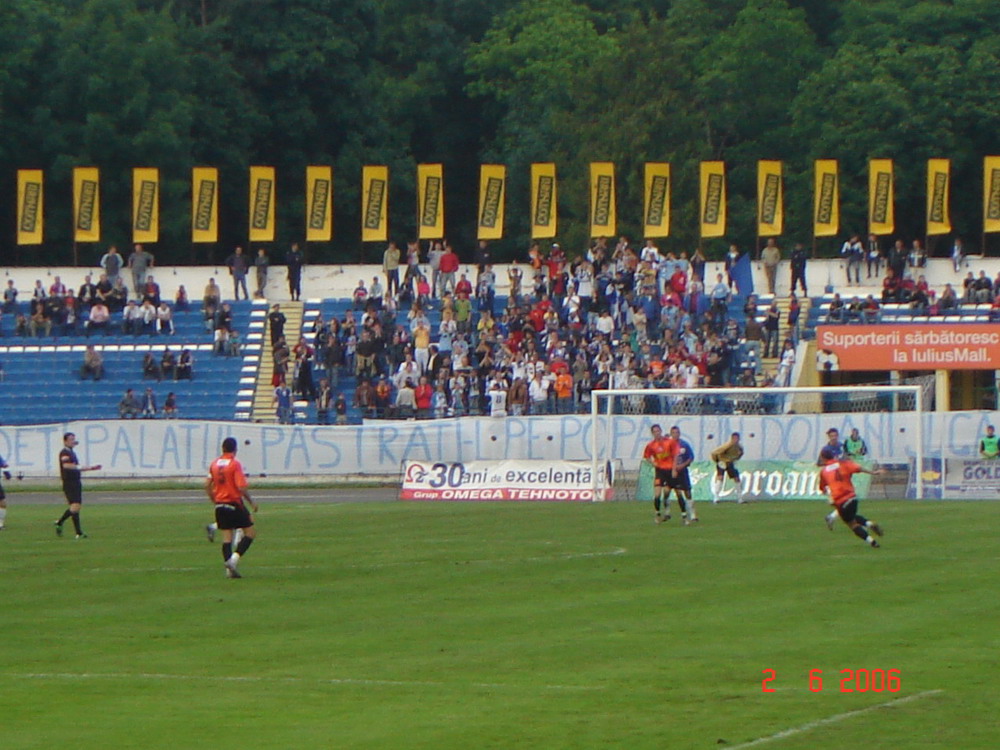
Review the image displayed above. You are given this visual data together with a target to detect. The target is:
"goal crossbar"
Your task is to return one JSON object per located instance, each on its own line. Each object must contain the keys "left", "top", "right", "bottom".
{"left": 590, "top": 385, "right": 924, "bottom": 499}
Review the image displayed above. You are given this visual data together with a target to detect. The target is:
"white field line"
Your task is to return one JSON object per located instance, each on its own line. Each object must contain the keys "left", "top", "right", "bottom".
{"left": 728, "top": 689, "right": 943, "bottom": 749}
{"left": 4, "top": 671, "right": 604, "bottom": 693}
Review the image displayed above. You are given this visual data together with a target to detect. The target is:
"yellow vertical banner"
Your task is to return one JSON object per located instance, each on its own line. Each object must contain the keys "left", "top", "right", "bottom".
{"left": 757, "top": 160, "right": 783, "bottom": 236}
{"left": 643, "top": 163, "right": 670, "bottom": 238}
{"left": 192, "top": 167, "right": 219, "bottom": 243}
{"left": 477, "top": 164, "right": 506, "bottom": 241}
{"left": 16, "top": 169, "right": 44, "bottom": 245}
{"left": 73, "top": 167, "right": 101, "bottom": 243}
{"left": 589, "top": 162, "right": 616, "bottom": 237}
{"left": 926, "top": 159, "right": 951, "bottom": 235}
{"left": 868, "top": 159, "right": 894, "bottom": 235}
{"left": 249, "top": 166, "right": 276, "bottom": 242}
{"left": 305, "top": 166, "right": 333, "bottom": 242}
{"left": 416, "top": 163, "right": 445, "bottom": 240}
{"left": 699, "top": 161, "right": 726, "bottom": 238}
{"left": 530, "top": 163, "right": 557, "bottom": 239}
{"left": 985, "top": 157, "right": 1000, "bottom": 233}
{"left": 813, "top": 159, "right": 839, "bottom": 237}
{"left": 362, "top": 165, "right": 389, "bottom": 242}
{"left": 132, "top": 167, "right": 159, "bottom": 244}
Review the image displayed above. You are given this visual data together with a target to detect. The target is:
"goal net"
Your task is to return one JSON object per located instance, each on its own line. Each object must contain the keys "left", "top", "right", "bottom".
{"left": 590, "top": 385, "right": 926, "bottom": 501}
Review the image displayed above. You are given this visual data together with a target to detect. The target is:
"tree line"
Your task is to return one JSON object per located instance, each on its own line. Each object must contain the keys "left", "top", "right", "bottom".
{"left": 1, "top": 0, "right": 998, "bottom": 265}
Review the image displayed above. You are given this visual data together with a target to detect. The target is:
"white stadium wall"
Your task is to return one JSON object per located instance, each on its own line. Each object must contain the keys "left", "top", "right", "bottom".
{"left": 4, "top": 411, "right": 995, "bottom": 479}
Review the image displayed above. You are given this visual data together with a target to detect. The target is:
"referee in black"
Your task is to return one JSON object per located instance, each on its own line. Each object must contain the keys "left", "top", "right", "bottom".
{"left": 55, "top": 432, "right": 101, "bottom": 539}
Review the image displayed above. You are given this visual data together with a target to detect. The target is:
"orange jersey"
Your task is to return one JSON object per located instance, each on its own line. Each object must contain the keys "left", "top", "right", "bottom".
{"left": 644, "top": 437, "right": 679, "bottom": 470}
{"left": 818, "top": 460, "right": 862, "bottom": 506}
{"left": 208, "top": 453, "right": 248, "bottom": 503}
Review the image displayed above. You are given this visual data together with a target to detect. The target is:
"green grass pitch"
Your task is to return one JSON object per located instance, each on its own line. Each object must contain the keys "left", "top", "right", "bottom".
{"left": 1, "top": 497, "right": 997, "bottom": 749}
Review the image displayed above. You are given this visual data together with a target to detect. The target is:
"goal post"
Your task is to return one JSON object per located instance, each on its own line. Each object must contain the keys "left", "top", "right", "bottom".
{"left": 590, "top": 385, "right": 925, "bottom": 500}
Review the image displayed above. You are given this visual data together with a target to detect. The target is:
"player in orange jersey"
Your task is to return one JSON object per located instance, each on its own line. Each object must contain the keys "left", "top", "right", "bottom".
{"left": 643, "top": 424, "right": 679, "bottom": 524}
{"left": 817, "top": 446, "right": 884, "bottom": 548}
{"left": 206, "top": 437, "right": 259, "bottom": 578}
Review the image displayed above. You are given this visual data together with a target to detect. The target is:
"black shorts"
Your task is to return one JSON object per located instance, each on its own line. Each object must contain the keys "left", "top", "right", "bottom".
{"left": 63, "top": 483, "right": 83, "bottom": 505}
{"left": 214, "top": 503, "right": 253, "bottom": 530}
{"left": 715, "top": 461, "right": 739, "bottom": 480}
{"left": 837, "top": 497, "right": 859, "bottom": 523}
{"left": 673, "top": 468, "right": 692, "bottom": 492}
{"left": 654, "top": 467, "right": 672, "bottom": 486}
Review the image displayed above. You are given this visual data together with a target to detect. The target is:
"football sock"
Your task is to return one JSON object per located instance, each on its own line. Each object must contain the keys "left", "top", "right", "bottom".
{"left": 222, "top": 542, "right": 232, "bottom": 561}
{"left": 57, "top": 509, "right": 72, "bottom": 526}
{"left": 208, "top": 523, "right": 218, "bottom": 532}
{"left": 711, "top": 478, "right": 720, "bottom": 501}
{"left": 856, "top": 514, "right": 869, "bottom": 526}
{"left": 852, "top": 525, "right": 870, "bottom": 542}
{"left": 654, "top": 496, "right": 661, "bottom": 513}
{"left": 235, "top": 537, "right": 253, "bottom": 556}
{"left": 826, "top": 511, "right": 837, "bottom": 522}
{"left": 0, "top": 507, "right": 6, "bottom": 527}
{"left": 686, "top": 496, "right": 697, "bottom": 519}
{"left": 70, "top": 512, "right": 82, "bottom": 535}
{"left": 676, "top": 495, "right": 687, "bottom": 514}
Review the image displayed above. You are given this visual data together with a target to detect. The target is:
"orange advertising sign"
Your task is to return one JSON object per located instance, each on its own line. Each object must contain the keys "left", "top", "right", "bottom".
{"left": 816, "top": 325, "right": 1000, "bottom": 371}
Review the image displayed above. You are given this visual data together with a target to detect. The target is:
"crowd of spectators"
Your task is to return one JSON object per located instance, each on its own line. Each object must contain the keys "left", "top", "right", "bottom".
{"left": 275, "top": 237, "right": 798, "bottom": 422}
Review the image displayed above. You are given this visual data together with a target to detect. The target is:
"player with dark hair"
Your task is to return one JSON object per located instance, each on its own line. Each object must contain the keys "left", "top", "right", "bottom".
{"left": 206, "top": 437, "right": 259, "bottom": 578}
{"left": 669, "top": 425, "right": 698, "bottom": 524}
{"left": 643, "top": 424, "right": 679, "bottom": 524}
{"left": 55, "top": 432, "right": 101, "bottom": 539}
{"left": 818, "top": 446, "right": 884, "bottom": 548}
{"left": 710, "top": 432, "right": 744, "bottom": 503}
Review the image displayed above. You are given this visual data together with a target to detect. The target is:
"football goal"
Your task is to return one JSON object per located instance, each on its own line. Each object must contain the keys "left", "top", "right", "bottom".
{"left": 589, "top": 385, "right": 926, "bottom": 501}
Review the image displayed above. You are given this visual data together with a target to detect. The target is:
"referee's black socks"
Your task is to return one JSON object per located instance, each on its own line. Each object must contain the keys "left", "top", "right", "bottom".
{"left": 57, "top": 509, "right": 73, "bottom": 526}
{"left": 236, "top": 537, "right": 253, "bottom": 556}
{"left": 70, "top": 512, "right": 82, "bottom": 535}
{"left": 222, "top": 542, "right": 232, "bottom": 561}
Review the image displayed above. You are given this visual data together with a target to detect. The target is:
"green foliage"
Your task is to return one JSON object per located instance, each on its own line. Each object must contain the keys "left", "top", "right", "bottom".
{"left": 1, "top": 0, "right": 1000, "bottom": 263}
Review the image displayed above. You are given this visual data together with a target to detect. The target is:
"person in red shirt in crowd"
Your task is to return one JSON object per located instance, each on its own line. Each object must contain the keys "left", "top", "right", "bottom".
{"left": 818, "top": 446, "right": 884, "bottom": 548}
{"left": 643, "top": 424, "right": 680, "bottom": 524}
{"left": 438, "top": 243, "right": 460, "bottom": 296}
{"left": 414, "top": 375, "right": 434, "bottom": 418}
{"left": 454, "top": 273, "right": 473, "bottom": 298}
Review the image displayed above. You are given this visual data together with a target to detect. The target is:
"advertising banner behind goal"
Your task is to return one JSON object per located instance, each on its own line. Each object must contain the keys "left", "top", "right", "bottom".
{"left": 400, "top": 459, "right": 613, "bottom": 501}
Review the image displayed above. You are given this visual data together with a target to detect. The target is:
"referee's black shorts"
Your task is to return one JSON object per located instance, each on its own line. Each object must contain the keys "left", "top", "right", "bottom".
{"left": 214, "top": 502, "right": 253, "bottom": 530}
{"left": 62, "top": 482, "right": 83, "bottom": 505}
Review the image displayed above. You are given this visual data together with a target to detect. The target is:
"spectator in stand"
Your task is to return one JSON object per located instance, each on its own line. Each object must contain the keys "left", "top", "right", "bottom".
{"left": 156, "top": 301, "right": 174, "bottom": 335}
{"left": 142, "top": 275, "right": 161, "bottom": 308}
{"left": 286, "top": 243, "right": 304, "bottom": 301}
{"left": 141, "top": 387, "right": 157, "bottom": 418}
{"left": 128, "top": 244, "right": 154, "bottom": 295}
{"left": 3, "top": 280, "right": 18, "bottom": 314}
{"left": 80, "top": 345, "right": 104, "bottom": 380}
{"left": 108, "top": 277, "right": 128, "bottom": 312}
{"left": 763, "top": 300, "right": 780, "bottom": 358}
{"left": 395, "top": 378, "right": 416, "bottom": 418}
{"left": 118, "top": 388, "right": 141, "bottom": 419}
{"left": 888, "top": 239, "right": 907, "bottom": 278}
{"left": 175, "top": 284, "right": 189, "bottom": 312}
{"left": 939, "top": 283, "right": 959, "bottom": 311}
{"left": 175, "top": 349, "right": 193, "bottom": 381}
{"left": 139, "top": 299, "right": 157, "bottom": 335}
{"left": 49, "top": 275, "right": 68, "bottom": 298}
{"left": 724, "top": 244, "right": 740, "bottom": 291}
{"left": 28, "top": 301, "right": 51, "bottom": 338}
{"left": 528, "top": 370, "right": 549, "bottom": 414}
{"left": 354, "top": 378, "right": 374, "bottom": 419}
{"left": 268, "top": 304, "right": 286, "bottom": 347}
{"left": 414, "top": 375, "right": 433, "bottom": 418}
{"left": 203, "top": 277, "right": 222, "bottom": 309}
{"left": 863, "top": 295, "right": 881, "bottom": 323}
{"left": 161, "top": 348, "right": 176, "bottom": 380}
{"left": 787, "top": 293, "right": 801, "bottom": 345}
{"left": 315, "top": 378, "right": 332, "bottom": 425}
{"left": 100, "top": 245, "right": 124, "bottom": 286}
{"left": 882, "top": 268, "right": 902, "bottom": 303}
{"left": 383, "top": 241, "right": 401, "bottom": 297}
{"left": 973, "top": 270, "right": 993, "bottom": 303}
{"left": 826, "top": 293, "right": 845, "bottom": 323}
{"left": 910, "top": 276, "right": 931, "bottom": 314}
{"left": 428, "top": 241, "right": 444, "bottom": 298}
{"left": 866, "top": 234, "right": 882, "bottom": 279}
{"left": 143, "top": 352, "right": 163, "bottom": 381}
{"left": 439, "top": 243, "right": 459, "bottom": 296}
{"left": 334, "top": 392, "right": 348, "bottom": 425}
{"left": 122, "top": 301, "right": 141, "bottom": 336}
{"left": 352, "top": 279, "right": 368, "bottom": 310}
{"left": 841, "top": 234, "right": 863, "bottom": 285}
{"left": 761, "top": 237, "right": 780, "bottom": 295}
{"left": 790, "top": 243, "right": 808, "bottom": 295}
{"left": 274, "top": 377, "right": 293, "bottom": 424}
{"left": 474, "top": 240, "right": 493, "bottom": 281}
{"left": 226, "top": 246, "right": 250, "bottom": 300}
{"left": 951, "top": 237, "right": 966, "bottom": 273}
{"left": 31, "top": 279, "right": 46, "bottom": 302}
{"left": 163, "top": 392, "right": 178, "bottom": 418}
{"left": 908, "top": 239, "right": 927, "bottom": 270}
{"left": 254, "top": 248, "right": 269, "bottom": 298}
{"left": 776, "top": 339, "right": 796, "bottom": 386}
